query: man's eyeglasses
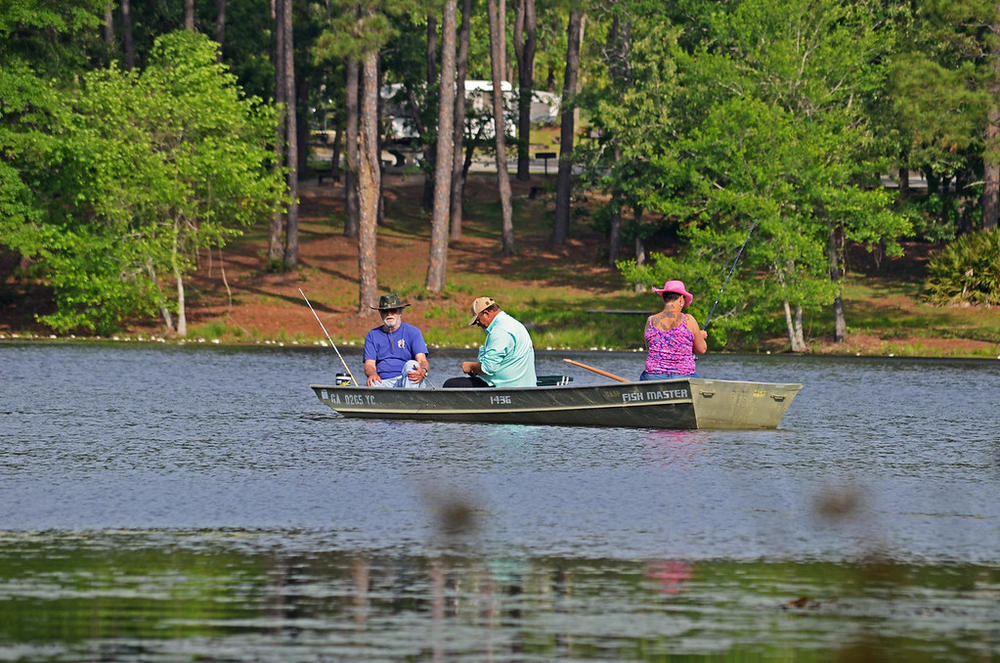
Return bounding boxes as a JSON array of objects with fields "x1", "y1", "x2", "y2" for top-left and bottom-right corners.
[{"x1": 380, "y1": 308, "x2": 404, "y2": 316}]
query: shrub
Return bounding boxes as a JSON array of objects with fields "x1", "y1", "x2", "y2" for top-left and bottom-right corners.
[{"x1": 924, "y1": 229, "x2": 1000, "y2": 306}]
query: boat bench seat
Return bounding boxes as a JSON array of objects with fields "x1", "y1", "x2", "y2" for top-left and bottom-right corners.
[{"x1": 536, "y1": 375, "x2": 573, "y2": 387}]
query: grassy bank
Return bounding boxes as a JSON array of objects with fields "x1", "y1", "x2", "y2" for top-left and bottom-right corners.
[{"x1": 2, "y1": 173, "x2": 999, "y2": 359}]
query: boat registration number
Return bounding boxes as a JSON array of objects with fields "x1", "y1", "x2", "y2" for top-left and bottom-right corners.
[{"x1": 325, "y1": 392, "x2": 377, "y2": 405}]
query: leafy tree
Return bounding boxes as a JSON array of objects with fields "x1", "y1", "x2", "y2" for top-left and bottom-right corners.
[
  {"x1": 890, "y1": 0, "x2": 1000, "y2": 236},
  {"x1": 9, "y1": 31, "x2": 286, "y2": 335},
  {"x1": 614, "y1": 0, "x2": 910, "y2": 350},
  {"x1": 0, "y1": 0, "x2": 108, "y2": 282},
  {"x1": 576, "y1": 3, "x2": 682, "y2": 266},
  {"x1": 0, "y1": 0, "x2": 108, "y2": 75}
]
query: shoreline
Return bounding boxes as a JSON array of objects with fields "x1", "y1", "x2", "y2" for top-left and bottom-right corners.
[{"x1": 4, "y1": 332, "x2": 998, "y2": 360}]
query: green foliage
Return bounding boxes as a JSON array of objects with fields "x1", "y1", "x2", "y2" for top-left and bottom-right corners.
[
  {"x1": 311, "y1": 0, "x2": 403, "y2": 63},
  {"x1": 3, "y1": 30, "x2": 287, "y2": 334},
  {"x1": 38, "y1": 228, "x2": 160, "y2": 334},
  {"x1": 0, "y1": 0, "x2": 107, "y2": 76},
  {"x1": 188, "y1": 320, "x2": 243, "y2": 341},
  {"x1": 0, "y1": 3, "x2": 106, "y2": 265},
  {"x1": 888, "y1": 0, "x2": 1000, "y2": 239},
  {"x1": 617, "y1": 250, "x2": 786, "y2": 349},
  {"x1": 576, "y1": 6, "x2": 684, "y2": 218},
  {"x1": 924, "y1": 230, "x2": 1000, "y2": 306},
  {"x1": 601, "y1": 0, "x2": 910, "y2": 349}
]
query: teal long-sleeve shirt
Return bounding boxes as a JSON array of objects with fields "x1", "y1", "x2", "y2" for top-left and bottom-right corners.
[{"x1": 477, "y1": 311, "x2": 537, "y2": 388}]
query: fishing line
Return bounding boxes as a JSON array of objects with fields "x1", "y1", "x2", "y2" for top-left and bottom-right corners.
[
  {"x1": 704, "y1": 222, "x2": 758, "y2": 329},
  {"x1": 299, "y1": 288, "x2": 358, "y2": 385}
]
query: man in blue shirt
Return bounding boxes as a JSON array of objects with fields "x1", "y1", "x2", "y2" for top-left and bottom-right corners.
[
  {"x1": 444, "y1": 297, "x2": 536, "y2": 388},
  {"x1": 363, "y1": 294, "x2": 430, "y2": 388}
]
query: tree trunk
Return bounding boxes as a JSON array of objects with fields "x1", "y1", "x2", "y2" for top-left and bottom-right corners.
[
  {"x1": 553, "y1": 10, "x2": 583, "y2": 246},
  {"x1": 608, "y1": 196, "x2": 622, "y2": 268},
  {"x1": 984, "y1": 111, "x2": 999, "y2": 230},
  {"x1": 794, "y1": 305, "x2": 805, "y2": 351},
  {"x1": 513, "y1": 0, "x2": 536, "y2": 181},
  {"x1": 330, "y1": 120, "x2": 343, "y2": 182},
  {"x1": 215, "y1": 0, "x2": 226, "y2": 63},
  {"x1": 172, "y1": 221, "x2": 187, "y2": 337},
  {"x1": 377, "y1": 60, "x2": 386, "y2": 228},
  {"x1": 832, "y1": 294, "x2": 846, "y2": 343},
  {"x1": 783, "y1": 301, "x2": 807, "y2": 352},
  {"x1": 268, "y1": 0, "x2": 287, "y2": 265},
  {"x1": 174, "y1": 267, "x2": 187, "y2": 337},
  {"x1": 357, "y1": 48, "x2": 381, "y2": 312},
  {"x1": 449, "y1": 0, "x2": 471, "y2": 240},
  {"x1": 121, "y1": 0, "x2": 134, "y2": 70},
  {"x1": 984, "y1": 16, "x2": 1000, "y2": 231},
  {"x1": 426, "y1": 0, "x2": 457, "y2": 293},
  {"x1": 633, "y1": 232, "x2": 646, "y2": 292},
  {"x1": 103, "y1": 4, "x2": 114, "y2": 44},
  {"x1": 147, "y1": 262, "x2": 174, "y2": 333},
  {"x1": 487, "y1": 0, "x2": 515, "y2": 255},
  {"x1": 344, "y1": 56, "x2": 360, "y2": 237},
  {"x1": 828, "y1": 224, "x2": 846, "y2": 342},
  {"x1": 282, "y1": 0, "x2": 299, "y2": 268},
  {"x1": 184, "y1": 0, "x2": 194, "y2": 30},
  {"x1": 422, "y1": 15, "x2": 439, "y2": 211}
]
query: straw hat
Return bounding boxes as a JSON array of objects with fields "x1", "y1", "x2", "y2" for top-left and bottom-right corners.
[{"x1": 468, "y1": 296, "x2": 497, "y2": 326}]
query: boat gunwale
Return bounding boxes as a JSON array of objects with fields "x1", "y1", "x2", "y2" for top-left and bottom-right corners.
[{"x1": 309, "y1": 377, "x2": 804, "y2": 393}]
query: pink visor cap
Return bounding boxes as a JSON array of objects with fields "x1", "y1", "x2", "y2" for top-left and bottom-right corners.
[{"x1": 652, "y1": 280, "x2": 693, "y2": 306}]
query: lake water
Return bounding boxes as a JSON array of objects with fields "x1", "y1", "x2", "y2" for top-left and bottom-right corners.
[{"x1": 1, "y1": 343, "x2": 998, "y2": 661}]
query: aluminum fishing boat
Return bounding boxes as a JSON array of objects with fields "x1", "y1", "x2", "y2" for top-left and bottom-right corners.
[{"x1": 310, "y1": 377, "x2": 801, "y2": 429}]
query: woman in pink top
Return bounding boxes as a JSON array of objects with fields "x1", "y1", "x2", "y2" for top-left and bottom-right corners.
[{"x1": 641, "y1": 280, "x2": 708, "y2": 380}]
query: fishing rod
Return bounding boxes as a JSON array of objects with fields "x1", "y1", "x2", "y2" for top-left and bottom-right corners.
[
  {"x1": 704, "y1": 222, "x2": 758, "y2": 329},
  {"x1": 299, "y1": 288, "x2": 358, "y2": 385}
]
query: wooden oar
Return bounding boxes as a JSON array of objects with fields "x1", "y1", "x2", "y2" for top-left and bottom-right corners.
[{"x1": 562, "y1": 358, "x2": 630, "y2": 383}]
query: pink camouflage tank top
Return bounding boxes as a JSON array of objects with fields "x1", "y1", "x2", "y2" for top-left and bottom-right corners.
[{"x1": 644, "y1": 314, "x2": 696, "y2": 375}]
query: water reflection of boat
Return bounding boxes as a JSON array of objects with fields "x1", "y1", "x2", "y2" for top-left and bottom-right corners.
[{"x1": 309, "y1": 377, "x2": 802, "y2": 430}]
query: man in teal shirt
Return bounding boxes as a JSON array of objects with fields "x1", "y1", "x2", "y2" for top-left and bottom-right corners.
[{"x1": 444, "y1": 297, "x2": 537, "y2": 388}]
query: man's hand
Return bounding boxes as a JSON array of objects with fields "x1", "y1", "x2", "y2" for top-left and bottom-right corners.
[
  {"x1": 461, "y1": 361, "x2": 479, "y2": 375},
  {"x1": 406, "y1": 365, "x2": 427, "y2": 382},
  {"x1": 366, "y1": 373, "x2": 382, "y2": 386}
]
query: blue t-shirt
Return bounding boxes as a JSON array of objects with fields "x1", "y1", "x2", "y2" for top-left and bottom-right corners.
[{"x1": 363, "y1": 322, "x2": 429, "y2": 378}]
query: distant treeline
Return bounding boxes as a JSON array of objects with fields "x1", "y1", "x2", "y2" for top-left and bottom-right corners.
[{"x1": 1, "y1": 0, "x2": 998, "y2": 347}]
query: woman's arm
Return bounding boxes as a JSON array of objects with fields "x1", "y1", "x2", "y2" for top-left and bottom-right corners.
[{"x1": 686, "y1": 315, "x2": 709, "y2": 354}]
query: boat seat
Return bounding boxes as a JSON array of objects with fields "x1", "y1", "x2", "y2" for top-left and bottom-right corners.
[{"x1": 536, "y1": 375, "x2": 573, "y2": 387}]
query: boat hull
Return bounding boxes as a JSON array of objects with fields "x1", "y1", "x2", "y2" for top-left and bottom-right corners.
[{"x1": 310, "y1": 378, "x2": 802, "y2": 430}]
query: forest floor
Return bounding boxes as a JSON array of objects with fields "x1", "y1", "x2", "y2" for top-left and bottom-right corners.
[{"x1": 2, "y1": 172, "x2": 999, "y2": 359}]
